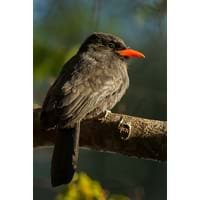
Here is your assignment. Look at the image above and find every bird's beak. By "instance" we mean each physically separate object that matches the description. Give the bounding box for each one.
[116,48,145,58]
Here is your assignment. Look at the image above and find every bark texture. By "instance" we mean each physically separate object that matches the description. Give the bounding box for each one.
[34,108,167,161]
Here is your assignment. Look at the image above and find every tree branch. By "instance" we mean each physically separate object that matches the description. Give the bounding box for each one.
[34,108,167,161]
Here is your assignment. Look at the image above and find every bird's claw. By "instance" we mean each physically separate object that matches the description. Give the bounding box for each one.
[104,110,111,118]
[98,110,111,121]
[118,117,132,140]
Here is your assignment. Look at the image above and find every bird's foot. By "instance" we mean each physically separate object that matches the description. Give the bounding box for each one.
[98,110,111,121]
[104,110,111,118]
[118,116,132,140]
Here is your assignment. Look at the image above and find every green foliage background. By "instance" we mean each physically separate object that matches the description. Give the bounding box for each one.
[33,0,167,199]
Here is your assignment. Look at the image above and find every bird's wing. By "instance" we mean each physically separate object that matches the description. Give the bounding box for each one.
[40,56,78,129]
[56,71,123,128]
[41,55,124,129]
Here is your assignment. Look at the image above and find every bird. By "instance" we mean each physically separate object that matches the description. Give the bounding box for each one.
[40,32,145,187]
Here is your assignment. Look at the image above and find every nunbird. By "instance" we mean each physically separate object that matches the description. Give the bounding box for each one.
[40,32,145,187]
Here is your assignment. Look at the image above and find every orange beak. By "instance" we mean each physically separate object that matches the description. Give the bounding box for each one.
[116,48,145,58]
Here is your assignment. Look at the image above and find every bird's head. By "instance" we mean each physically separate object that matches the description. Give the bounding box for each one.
[78,32,145,59]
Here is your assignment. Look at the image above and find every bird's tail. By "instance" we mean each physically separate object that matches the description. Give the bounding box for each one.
[51,122,80,187]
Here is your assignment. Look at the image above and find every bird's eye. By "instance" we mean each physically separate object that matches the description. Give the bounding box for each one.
[108,43,115,49]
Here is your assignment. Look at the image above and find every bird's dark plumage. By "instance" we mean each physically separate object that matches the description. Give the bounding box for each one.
[41,32,133,186]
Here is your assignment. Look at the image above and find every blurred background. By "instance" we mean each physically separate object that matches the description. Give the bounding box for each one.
[33,0,167,199]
